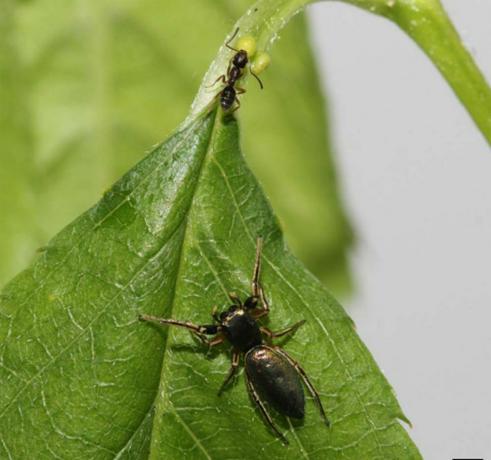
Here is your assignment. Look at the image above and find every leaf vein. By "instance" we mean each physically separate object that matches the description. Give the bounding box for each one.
[172,405,212,460]
[148,111,219,457]
[2,119,202,328]
[0,234,176,419]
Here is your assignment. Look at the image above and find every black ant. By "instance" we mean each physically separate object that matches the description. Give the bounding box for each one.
[210,28,264,112]
[139,238,329,444]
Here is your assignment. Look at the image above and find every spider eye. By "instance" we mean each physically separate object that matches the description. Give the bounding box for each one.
[219,311,228,321]
[244,296,258,310]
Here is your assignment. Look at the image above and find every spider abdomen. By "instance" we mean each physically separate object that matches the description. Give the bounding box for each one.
[245,345,305,419]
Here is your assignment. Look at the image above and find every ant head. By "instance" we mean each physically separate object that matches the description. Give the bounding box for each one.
[232,50,248,69]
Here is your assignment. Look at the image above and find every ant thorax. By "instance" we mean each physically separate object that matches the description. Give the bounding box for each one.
[228,66,242,84]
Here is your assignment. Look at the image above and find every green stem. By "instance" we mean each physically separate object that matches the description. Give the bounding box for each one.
[189,0,491,146]
[345,0,491,145]
[187,0,310,121]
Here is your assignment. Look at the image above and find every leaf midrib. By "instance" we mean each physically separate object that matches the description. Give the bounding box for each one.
[139,121,401,457]
[147,110,220,460]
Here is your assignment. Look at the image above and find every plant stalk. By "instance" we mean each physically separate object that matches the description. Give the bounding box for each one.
[345,0,491,145]
[190,0,491,146]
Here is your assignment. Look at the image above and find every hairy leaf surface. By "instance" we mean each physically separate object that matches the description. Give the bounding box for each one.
[0,110,419,459]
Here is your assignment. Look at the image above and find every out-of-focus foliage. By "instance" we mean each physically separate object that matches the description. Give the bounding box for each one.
[0,0,353,293]
[0,1,36,284]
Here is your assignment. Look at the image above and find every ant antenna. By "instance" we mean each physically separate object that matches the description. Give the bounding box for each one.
[250,68,264,90]
[225,27,240,52]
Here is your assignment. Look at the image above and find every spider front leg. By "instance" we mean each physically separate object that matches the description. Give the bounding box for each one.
[139,314,222,347]
[247,237,270,319]
[253,287,270,319]
[212,306,221,323]
[251,237,263,297]
[228,292,242,305]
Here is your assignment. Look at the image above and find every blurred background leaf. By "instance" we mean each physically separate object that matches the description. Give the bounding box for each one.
[0,0,353,294]
[0,0,37,284]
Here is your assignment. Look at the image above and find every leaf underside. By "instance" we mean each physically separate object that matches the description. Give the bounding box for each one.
[0,110,420,459]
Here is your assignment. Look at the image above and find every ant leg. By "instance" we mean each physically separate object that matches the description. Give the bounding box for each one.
[260,320,306,340]
[139,315,220,343]
[230,96,241,113]
[250,68,264,89]
[273,347,330,427]
[210,61,231,88]
[225,27,240,52]
[218,350,240,395]
[205,74,227,88]
[235,86,246,95]
[245,371,289,444]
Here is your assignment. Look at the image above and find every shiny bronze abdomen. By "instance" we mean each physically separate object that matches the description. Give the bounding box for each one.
[245,345,305,419]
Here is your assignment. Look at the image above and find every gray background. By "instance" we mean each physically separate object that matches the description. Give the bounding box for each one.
[308,1,491,459]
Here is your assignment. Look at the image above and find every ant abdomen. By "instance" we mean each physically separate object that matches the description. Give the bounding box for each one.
[220,86,237,111]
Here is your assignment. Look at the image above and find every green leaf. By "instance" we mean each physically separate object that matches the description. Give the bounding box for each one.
[240,14,354,293]
[1,0,353,293]
[335,0,491,144]
[0,1,39,284]
[0,109,419,458]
